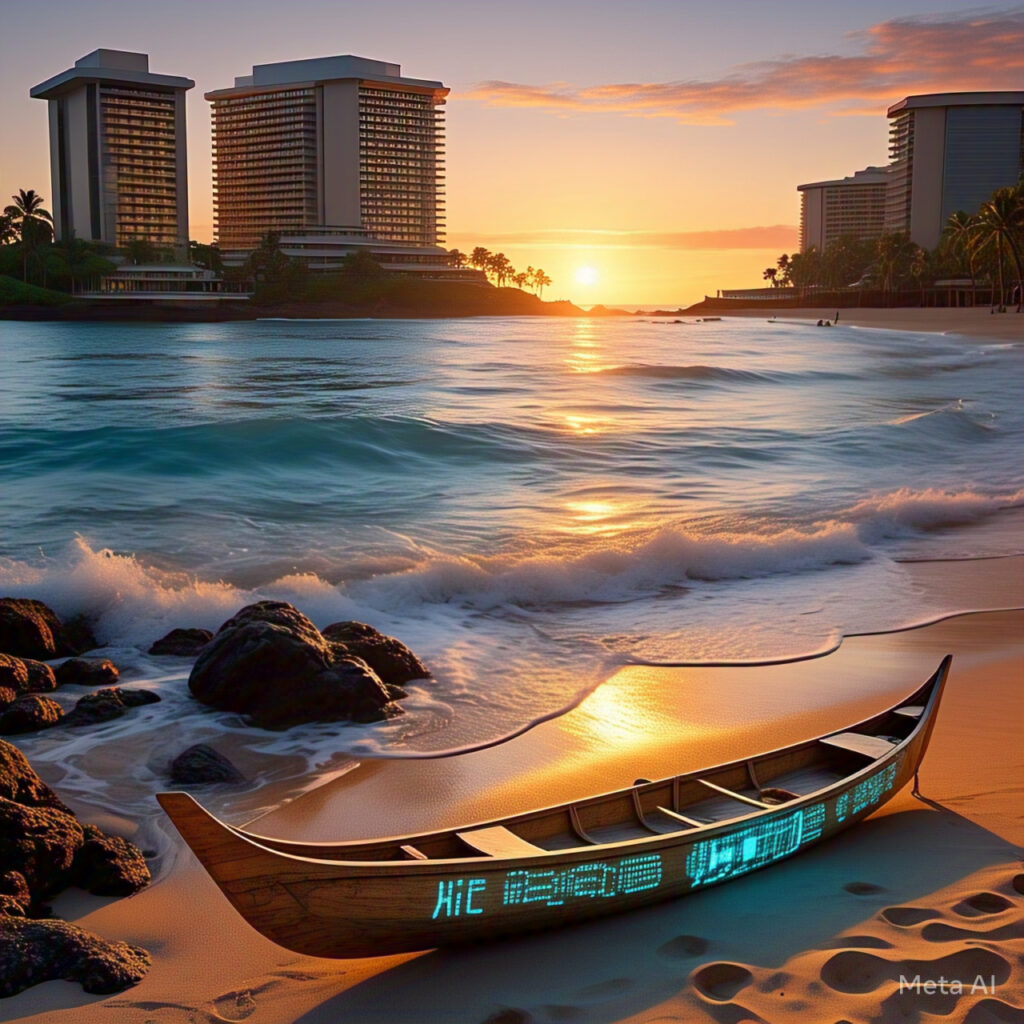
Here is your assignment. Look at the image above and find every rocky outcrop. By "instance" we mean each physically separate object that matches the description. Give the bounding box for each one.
[21,660,57,692]
[189,617,396,728]
[217,600,324,648]
[169,743,244,785]
[0,655,29,696]
[0,741,149,897]
[0,798,84,897]
[323,620,431,685]
[0,740,151,996]
[55,658,119,688]
[0,599,68,660]
[0,695,64,735]
[148,627,213,657]
[64,687,160,727]
[0,740,67,810]
[0,871,31,915]
[0,917,150,996]
[72,826,150,897]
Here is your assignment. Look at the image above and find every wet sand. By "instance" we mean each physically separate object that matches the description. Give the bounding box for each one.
[5,553,1023,1024]
[729,305,1024,342]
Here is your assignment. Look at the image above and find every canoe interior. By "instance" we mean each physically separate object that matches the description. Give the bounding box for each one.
[226,656,947,864]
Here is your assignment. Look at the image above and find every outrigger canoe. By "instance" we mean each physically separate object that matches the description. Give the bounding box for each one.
[159,655,950,958]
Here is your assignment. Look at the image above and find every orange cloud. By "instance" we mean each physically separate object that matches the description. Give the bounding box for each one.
[450,226,799,250]
[464,9,1024,123]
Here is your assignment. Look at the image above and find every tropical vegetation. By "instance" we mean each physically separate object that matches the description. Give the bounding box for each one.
[765,174,1024,310]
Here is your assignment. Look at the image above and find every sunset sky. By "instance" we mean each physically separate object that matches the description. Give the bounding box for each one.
[2,1,1022,305]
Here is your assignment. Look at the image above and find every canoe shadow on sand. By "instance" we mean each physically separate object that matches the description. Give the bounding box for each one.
[295,801,1023,1024]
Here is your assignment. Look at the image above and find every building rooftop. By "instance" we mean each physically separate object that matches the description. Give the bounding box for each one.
[888,91,1024,116]
[206,53,445,99]
[30,48,194,99]
[797,166,890,191]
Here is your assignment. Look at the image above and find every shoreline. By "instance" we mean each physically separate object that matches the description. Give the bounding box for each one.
[724,305,1024,342]
[4,554,1023,1023]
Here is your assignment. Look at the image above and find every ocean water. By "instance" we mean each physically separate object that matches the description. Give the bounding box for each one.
[1,316,1021,817]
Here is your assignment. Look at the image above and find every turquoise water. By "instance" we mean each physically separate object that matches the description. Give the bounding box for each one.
[1,316,1022,772]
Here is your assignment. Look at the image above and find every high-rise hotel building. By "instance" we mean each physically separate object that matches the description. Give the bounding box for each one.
[206,55,448,256]
[797,166,889,252]
[30,49,193,248]
[885,92,1024,250]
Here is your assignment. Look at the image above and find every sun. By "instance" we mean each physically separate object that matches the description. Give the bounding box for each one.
[574,266,599,286]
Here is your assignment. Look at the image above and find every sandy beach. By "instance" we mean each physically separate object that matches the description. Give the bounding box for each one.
[2,550,1021,1024]
[729,305,1024,342]
[1,309,1021,1024]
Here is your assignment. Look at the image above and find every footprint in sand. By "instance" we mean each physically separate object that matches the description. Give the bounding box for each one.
[480,1009,532,1024]
[843,881,886,895]
[657,934,710,959]
[1012,873,1024,897]
[821,947,1010,995]
[573,977,634,1001]
[819,934,893,950]
[962,997,1024,1023]
[879,905,942,927]
[691,962,754,1002]
[953,891,1015,917]
[922,919,1024,943]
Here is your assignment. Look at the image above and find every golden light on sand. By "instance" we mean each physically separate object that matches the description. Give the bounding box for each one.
[574,266,599,286]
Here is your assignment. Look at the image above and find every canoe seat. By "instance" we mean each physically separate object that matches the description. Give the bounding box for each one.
[759,787,799,805]
[400,844,428,860]
[456,825,545,858]
[821,732,897,760]
[894,705,924,719]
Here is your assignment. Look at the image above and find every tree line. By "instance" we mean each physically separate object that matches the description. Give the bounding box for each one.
[447,246,552,298]
[763,176,1024,311]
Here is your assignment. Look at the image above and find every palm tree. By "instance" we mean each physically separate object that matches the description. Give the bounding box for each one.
[489,252,513,286]
[874,233,916,302]
[762,267,778,288]
[4,189,53,281]
[512,271,528,290]
[0,212,15,246]
[54,231,93,294]
[776,253,791,286]
[533,269,552,299]
[941,211,981,306]
[975,187,1024,312]
[469,247,492,273]
[447,248,468,268]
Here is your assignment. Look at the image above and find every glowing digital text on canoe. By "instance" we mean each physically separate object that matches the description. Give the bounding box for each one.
[430,854,664,918]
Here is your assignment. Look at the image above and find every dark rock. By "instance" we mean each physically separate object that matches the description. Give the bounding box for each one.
[61,615,98,656]
[0,655,29,696]
[0,895,26,917]
[0,688,15,712]
[0,598,66,659]
[0,916,150,995]
[218,601,324,649]
[384,683,409,701]
[169,743,245,785]
[189,619,395,728]
[148,627,213,657]
[115,688,161,709]
[323,620,431,685]
[0,797,84,897]
[72,825,150,897]
[55,658,119,688]
[0,740,68,810]
[0,695,64,735]
[21,659,57,693]
[0,871,31,912]
[64,690,125,726]
[64,687,161,727]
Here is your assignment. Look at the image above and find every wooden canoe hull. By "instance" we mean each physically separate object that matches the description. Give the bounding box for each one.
[159,656,949,958]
